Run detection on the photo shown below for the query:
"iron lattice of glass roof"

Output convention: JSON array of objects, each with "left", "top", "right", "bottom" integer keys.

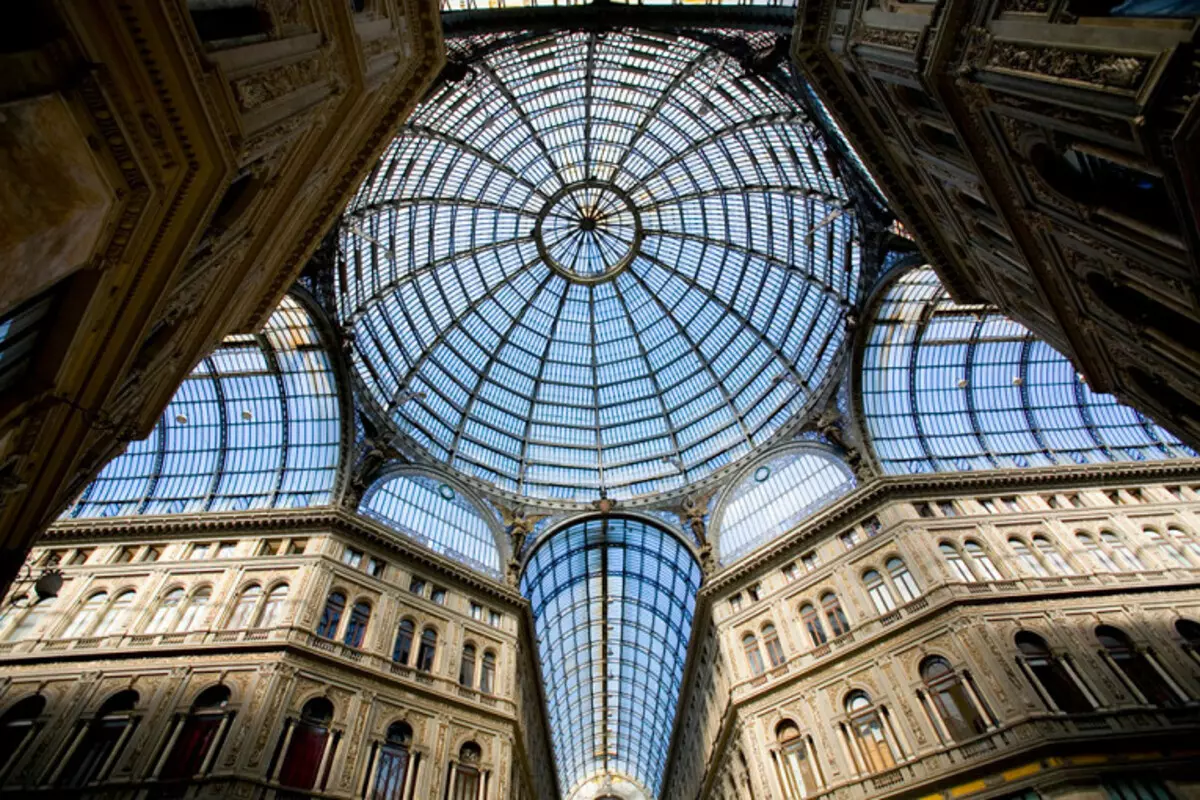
[
  {"left": 339, "top": 30, "right": 861, "bottom": 502},
  {"left": 64, "top": 296, "right": 342, "bottom": 517},
  {"left": 440, "top": 0, "right": 796, "bottom": 9},
  {"left": 861, "top": 266, "right": 1195, "bottom": 473},
  {"left": 520, "top": 516, "right": 702, "bottom": 798}
]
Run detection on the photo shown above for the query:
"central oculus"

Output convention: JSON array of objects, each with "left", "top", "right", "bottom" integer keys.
[{"left": 534, "top": 181, "right": 643, "bottom": 284}]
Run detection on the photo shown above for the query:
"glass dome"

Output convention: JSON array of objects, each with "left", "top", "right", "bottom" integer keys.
[{"left": 339, "top": 30, "right": 861, "bottom": 502}]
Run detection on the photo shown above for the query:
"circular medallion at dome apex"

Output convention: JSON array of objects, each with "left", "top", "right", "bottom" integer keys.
[
  {"left": 535, "top": 182, "right": 643, "bottom": 283},
  {"left": 339, "top": 30, "right": 863, "bottom": 502}
]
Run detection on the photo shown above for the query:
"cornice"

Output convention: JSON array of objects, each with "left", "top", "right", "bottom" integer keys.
[
  {"left": 46, "top": 506, "right": 524, "bottom": 605},
  {"left": 702, "top": 459, "right": 1200, "bottom": 595}
]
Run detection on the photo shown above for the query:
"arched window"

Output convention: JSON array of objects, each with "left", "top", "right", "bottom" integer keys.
[
  {"left": 940, "top": 543, "right": 976, "bottom": 582},
  {"left": 0, "top": 695, "right": 47, "bottom": 778},
  {"left": 227, "top": 585, "right": 262, "bottom": 630},
  {"left": 258, "top": 584, "right": 288, "bottom": 628},
  {"left": 1009, "top": 538, "right": 1046, "bottom": 577},
  {"left": 863, "top": 570, "right": 896, "bottom": 614},
  {"left": 1168, "top": 526, "right": 1200, "bottom": 561},
  {"left": 316, "top": 592, "right": 346, "bottom": 639},
  {"left": 1015, "top": 631, "right": 1093, "bottom": 713},
  {"left": 94, "top": 590, "right": 136, "bottom": 637},
  {"left": 393, "top": 619, "right": 415, "bottom": 665},
  {"left": 1177, "top": 619, "right": 1200, "bottom": 667},
  {"left": 4, "top": 597, "right": 55, "bottom": 643},
  {"left": 843, "top": 691, "right": 896, "bottom": 774},
  {"left": 1077, "top": 533, "right": 1118, "bottom": 573},
  {"left": 145, "top": 588, "right": 184, "bottom": 634},
  {"left": 369, "top": 721, "right": 415, "bottom": 800},
  {"left": 157, "top": 685, "right": 232, "bottom": 783},
  {"left": 1032, "top": 535, "right": 1073, "bottom": 575},
  {"left": 1144, "top": 528, "right": 1189, "bottom": 567},
  {"left": 63, "top": 592, "right": 108, "bottom": 639},
  {"left": 58, "top": 690, "right": 139, "bottom": 788},
  {"left": 1097, "top": 626, "right": 1184, "bottom": 707},
  {"left": 919, "top": 656, "right": 988, "bottom": 741},
  {"left": 821, "top": 592, "right": 851, "bottom": 637},
  {"left": 886, "top": 558, "right": 919, "bottom": 603},
  {"left": 273, "top": 697, "right": 335, "bottom": 791},
  {"left": 343, "top": 601, "right": 371, "bottom": 648},
  {"left": 762, "top": 624, "right": 785, "bottom": 668},
  {"left": 450, "top": 742, "right": 483, "bottom": 800},
  {"left": 1101, "top": 531, "right": 1144, "bottom": 571},
  {"left": 775, "top": 720, "right": 821, "bottom": 797},
  {"left": 963, "top": 540, "right": 1001, "bottom": 580},
  {"left": 459, "top": 644, "right": 477, "bottom": 687},
  {"left": 480, "top": 651, "right": 496, "bottom": 695},
  {"left": 800, "top": 603, "right": 826, "bottom": 647},
  {"left": 176, "top": 587, "right": 211, "bottom": 632},
  {"left": 415, "top": 628, "right": 437, "bottom": 672},
  {"left": 743, "top": 633, "right": 765, "bottom": 676}
]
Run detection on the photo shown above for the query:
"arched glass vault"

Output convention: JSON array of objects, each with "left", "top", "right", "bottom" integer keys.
[
  {"left": 65, "top": 295, "right": 343, "bottom": 517},
  {"left": 520, "top": 515, "right": 701, "bottom": 798},
  {"left": 339, "top": 29, "right": 864, "bottom": 504},
  {"left": 860, "top": 266, "right": 1193, "bottom": 474}
]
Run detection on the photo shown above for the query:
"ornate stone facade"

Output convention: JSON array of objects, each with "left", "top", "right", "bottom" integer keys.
[
  {"left": 792, "top": 0, "right": 1200, "bottom": 454},
  {"left": 0, "top": 0, "right": 444, "bottom": 592},
  {"left": 662, "top": 465, "right": 1200, "bottom": 799},
  {"left": 0, "top": 509, "right": 556, "bottom": 798}
]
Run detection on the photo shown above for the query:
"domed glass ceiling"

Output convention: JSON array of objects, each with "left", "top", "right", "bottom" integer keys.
[{"left": 339, "top": 30, "right": 861, "bottom": 502}]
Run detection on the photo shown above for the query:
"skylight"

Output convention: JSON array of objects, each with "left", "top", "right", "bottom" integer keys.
[
  {"left": 861, "top": 266, "right": 1194, "bottom": 473},
  {"left": 339, "top": 30, "right": 861, "bottom": 502},
  {"left": 520, "top": 516, "right": 702, "bottom": 798},
  {"left": 64, "top": 295, "right": 342, "bottom": 517}
]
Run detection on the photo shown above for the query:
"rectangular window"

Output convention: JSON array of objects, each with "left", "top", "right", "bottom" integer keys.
[
  {"left": 1067, "top": 493, "right": 1083, "bottom": 508},
  {"left": 1001, "top": 496, "right": 1021, "bottom": 512},
  {"left": 259, "top": 540, "right": 282, "bottom": 556},
  {"left": 747, "top": 583, "right": 761, "bottom": 602},
  {"left": 367, "top": 557, "right": 386, "bottom": 578},
  {"left": 286, "top": 539, "right": 307, "bottom": 555},
  {"left": 840, "top": 531, "right": 859, "bottom": 550},
  {"left": 729, "top": 593, "right": 743, "bottom": 613},
  {"left": 801, "top": 552, "right": 820, "bottom": 572},
  {"left": 1165, "top": 485, "right": 1184, "bottom": 501},
  {"left": 217, "top": 542, "right": 237, "bottom": 558},
  {"left": 141, "top": 546, "right": 161, "bottom": 563},
  {"left": 862, "top": 516, "right": 882, "bottom": 537},
  {"left": 1127, "top": 489, "right": 1144, "bottom": 503},
  {"left": 938, "top": 501, "right": 958, "bottom": 517},
  {"left": 431, "top": 587, "right": 447, "bottom": 605},
  {"left": 980, "top": 499, "right": 998, "bottom": 514},
  {"left": 1106, "top": 491, "right": 1122, "bottom": 505},
  {"left": 69, "top": 549, "right": 94, "bottom": 566},
  {"left": 113, "top": 547, "right": 134, "bottom": 564},
  {"left": 342, "top": 547, "right": 363, "bottom": 568},
  {"left": 782, "top": 563, "right": 800, "bottom": 582},
  {"left": 470, "top": 602, "right": 483, "bottom": 621},
  {"left": 1044, "top": 494, "right": 1061, "bottom": 509},
  {"left": 409, "top": 578, "right": 426, "bottom": 596},
  {"left": 190, "top": 544, "right": 210, "bottom": 561},
  {"left": 915, "top": 502, "right": 936, "bottom": 518},
  {"left": 489, "top": 610, "right": 502, "bottom": 627}
]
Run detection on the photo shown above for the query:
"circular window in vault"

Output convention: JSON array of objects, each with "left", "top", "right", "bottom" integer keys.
[{"left": 339, "top": 30, "right": 863, "bottom": 502}]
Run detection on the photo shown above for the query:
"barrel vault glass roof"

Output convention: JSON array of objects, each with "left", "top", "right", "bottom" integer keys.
[
  {"left": 440, "top": 0, "right": 796, "bottom": 9},
  {"left": 861, "top": 266, "right": 1195, "bottom": 474},
  {"left": 65, "top": 296, "right": 342, "bottom": 517},
  {"left": 339, "top": 29, "right": 862, "bottom": 503},
  {"left": 520, "top": 516, "right": 702, "bottom": 799}
]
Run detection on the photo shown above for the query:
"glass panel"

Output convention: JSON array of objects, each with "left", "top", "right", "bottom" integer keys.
[
  {"left": 339, "top": 30, "right": 862, "bottom": 502},
  {"left": 862, "top": 266, "right": 1192, "bottom": 474},
  {"left": 64, "top": 296, "right": 341, "bottom": 517},
  {"left": 520, "top": 516, "right": 701, "bottom": 796}
]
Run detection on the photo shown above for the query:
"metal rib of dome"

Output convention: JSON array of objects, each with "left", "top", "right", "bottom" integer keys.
[{"left": 340, "top": 30, "right": 860, "bottom": 502}]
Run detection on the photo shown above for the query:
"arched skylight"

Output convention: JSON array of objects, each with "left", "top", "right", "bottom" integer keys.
[
  {"left": 359, "top": 472, "right": 502, "bottom": 576},
  {"left": 861, "top": 266, "right": 1193, "bottom": 474},
  {"left": 521, "top": 516, "right": 701, "bottom": 798},
  {"left": 339, "top": 30, "right": 861, "bottom": 503},
  {"left": 64, "top": 296, "right": 341, "bottom": 517},
  {"left": 716, "top": 448, "right": 855, "bottom": 564}
]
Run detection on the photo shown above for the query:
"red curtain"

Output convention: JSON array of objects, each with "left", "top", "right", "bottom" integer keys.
[
  {"left": 160, "top": 714, "right": 222, "bottom": 780},
  {"left": 278, "top": 722, "right": 328, "bottom": 789}
]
